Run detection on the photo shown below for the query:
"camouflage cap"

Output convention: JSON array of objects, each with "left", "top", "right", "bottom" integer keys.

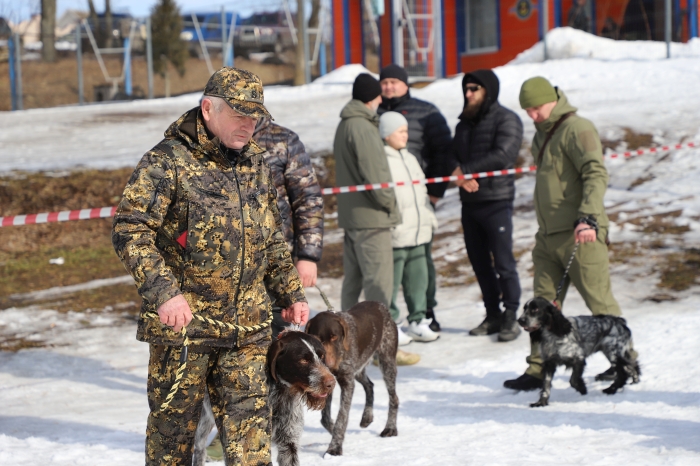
[{"left": 203, "top": 67, "right": 273, "bottom": 119}]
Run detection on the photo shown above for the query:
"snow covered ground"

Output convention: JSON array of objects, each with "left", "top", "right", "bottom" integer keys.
[{"left": 1, "top": 29, "right": 700, "bottom": 464}]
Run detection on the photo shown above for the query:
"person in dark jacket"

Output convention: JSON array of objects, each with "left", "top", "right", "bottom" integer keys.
[
  {"left": 378, "top": 64, "right": 453, "bottom": 332},
  {"left": 448, "top": 69, "right": 524, "bottom": 342},
  {"left": 253, "top": 118, "right": 324, "bottom": 338}
]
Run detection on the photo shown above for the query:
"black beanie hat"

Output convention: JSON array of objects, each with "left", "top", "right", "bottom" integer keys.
[
  {"left": 352, "top": 73, "right": 382, "bottom": 103},
  {"left": 379, "top": 63, "right": 409, "bottom": 85}
]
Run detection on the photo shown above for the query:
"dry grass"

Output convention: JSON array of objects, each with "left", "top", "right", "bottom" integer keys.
[
  {"left": 657, "top": 248, "right": 700, "bottom": 291},
  {"left": 601, "top": 128, "right": 654, "bottom": 152},
  {"left": 317, "top": 241, "right": 343, "bottom": 279},
  {"left": 0, "top": 168, "right": 142, "bottom": 315},
  {"left": 0, "top": 336, "right": 50, "bottom": 352},
  {"left": 629, "top": 174, "right": 655, "bottom": 190},
  {"left": 0, "top": 55, "right": 295, "bottom": 111}
]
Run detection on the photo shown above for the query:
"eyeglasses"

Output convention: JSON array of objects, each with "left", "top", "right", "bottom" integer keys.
[{"left": 465, "top": 85, "right": 482, "bottom": 93}]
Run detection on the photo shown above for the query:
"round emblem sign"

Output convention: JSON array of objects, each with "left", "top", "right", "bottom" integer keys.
[{"left": 516, "top": 0, "right": 532, "bottom": 20}]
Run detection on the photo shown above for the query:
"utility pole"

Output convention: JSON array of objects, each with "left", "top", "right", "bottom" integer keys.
[
  {"left": 294, "top": 0, "right": 311, "bottom": 85},
  {"left": 221, "top": 6, "right": 227, "bottom": 67},
  {"left": 146, "top": 16, "right": 154, "bottom": 99},
  {"left": 41, "top": 0, "right": 57, "bottom": 62},
  {"left": 542, "top": 0, "right": 549, "bottom": 61},
  {"left": 76, "top": 23, "right": 84, "bottom": 105},
  {"left": 665, "top": 0, "right": 672, "bottom": 58}
]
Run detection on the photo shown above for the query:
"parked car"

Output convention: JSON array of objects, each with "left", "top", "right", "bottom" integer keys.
[
  {"left": 234, "top": 11, "right": 295, "bottom": 57},
  {"left": 180, "top": 12, "right": 238, "bottom": 58}
]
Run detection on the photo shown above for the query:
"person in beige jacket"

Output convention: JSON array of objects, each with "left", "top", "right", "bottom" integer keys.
[{"left": 380, "top": 112, "right": 440, "bottom": 346}]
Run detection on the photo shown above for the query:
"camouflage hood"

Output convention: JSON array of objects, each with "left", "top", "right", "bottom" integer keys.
[{"left": 113, "top": 108, "right": 306, "bottom": 348}]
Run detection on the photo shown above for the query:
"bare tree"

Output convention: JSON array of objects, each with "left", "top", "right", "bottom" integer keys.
[
  {"left": 86, "top": 0, "right": 100, "bottom": 46},
  {"left": 40, "top": 0, "right": 56, "bottom": 62},
  {"left": 309, "top": 0, "right": 320, "bottom": 29},
  {"left": 104, "top": 0, "right": 113, "bottom": 48},
  {"left": 294, "top": 0, "right": 307, "bottom": 86}
]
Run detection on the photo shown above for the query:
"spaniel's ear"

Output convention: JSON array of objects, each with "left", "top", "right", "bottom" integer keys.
[
  {"left": 267, "top": 339, "right": 285, "bottom": 382},
  {"left": 545, "top": 303, "right": 572, "bottom": 337},
  {"left": 339, "top": 317, "right": 350, "bottom": 352}
]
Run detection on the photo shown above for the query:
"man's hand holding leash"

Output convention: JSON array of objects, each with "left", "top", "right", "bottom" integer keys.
[
  {"left": 282, "top": 301, "right": 310, "bottom": 327},
  {"left": 157, "top": 295, "right": 194, "bottom": 333},
  {"left": 574, "top": 216, "right": 599, "bottom": 244}
]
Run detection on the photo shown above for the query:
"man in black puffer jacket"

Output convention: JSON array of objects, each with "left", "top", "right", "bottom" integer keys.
[
  {"left": 448, "top": 69, "right": 523, "bottom": 342},
  {"left": 378, "top": 64, "right": 453, "bottom": 333}
]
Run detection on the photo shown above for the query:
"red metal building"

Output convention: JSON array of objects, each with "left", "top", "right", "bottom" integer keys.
[{"left": 330, "top": 0, "right": 700, "bottom": 79}]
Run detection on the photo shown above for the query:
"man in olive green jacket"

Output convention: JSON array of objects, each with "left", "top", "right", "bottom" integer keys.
[
  {"left": 504, "top": 77, "right": 625, "bottom": 391},
  {"left": 334, "top": 73, "right": 401, "bottom": 311}
]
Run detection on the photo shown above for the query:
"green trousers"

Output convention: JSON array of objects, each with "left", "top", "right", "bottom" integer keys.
[
  {"left": 425, "top": 238, "right": 438, "bottom": 310},
  {"left": 145, "top": 337, "right": 271, "bottom": 466},
  {"left": 390, "top": 244, "right": 429, "bottom": 323},
  {"left": 341, "top": 228, "right": 394, "bottom": 310},
  {"left": 526, "top": 228, "right": 621, "bottom": 378}
]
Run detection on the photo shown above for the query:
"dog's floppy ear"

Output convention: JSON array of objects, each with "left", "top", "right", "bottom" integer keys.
[
  {"left": 339, "top": 317, "right": 350, "bottom": 352},
  {"left": 267, "top": 338, "right": 285, "bottom": 382},
  {"left": 544, "top": 302, "right": 572, "bottom": 337}
]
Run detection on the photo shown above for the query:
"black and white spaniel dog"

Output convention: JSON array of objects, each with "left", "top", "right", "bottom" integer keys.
[
  {"left": 193, "top": 330, "right": 336, "bottom": 466},
  {"left": 518, "top": 297, "right": 640, "bottom": 408}
]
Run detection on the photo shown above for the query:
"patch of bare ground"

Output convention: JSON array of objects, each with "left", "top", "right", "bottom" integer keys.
[
  {"left": 609, "top": 209, "right": 689, "bottom": 235},
  {"left": 656, "top": 248, "right": 700, "bottom": 292},
  {"left": 0, "top": 336, "right": 49, "bottom": 352},
  {"left": 0, "top": 168, "right": 142, "bottom": 324},
  {"left": 601, "top": 128, "right": 654, "bottom": 152},
  {"left": 317, "top": 241, "right": 343, "bottom": 279},
  {"left": 437, "top": 257, "right": 477, "bottom": 288}
]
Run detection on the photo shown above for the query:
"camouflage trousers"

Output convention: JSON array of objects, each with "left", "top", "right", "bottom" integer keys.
[{"left": 146, "top": 337, "right": 272, "bottom": 466}]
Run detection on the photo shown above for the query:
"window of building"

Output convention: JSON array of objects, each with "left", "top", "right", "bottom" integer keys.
[{"left": 465, "top": 0, "right": 499, "bottom": 53}]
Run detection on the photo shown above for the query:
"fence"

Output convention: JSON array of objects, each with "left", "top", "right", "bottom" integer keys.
[{"left": 3, "top": 3, "right": 332, "bottom": 111}]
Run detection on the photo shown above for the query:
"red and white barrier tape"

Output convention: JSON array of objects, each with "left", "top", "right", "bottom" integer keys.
[
  {"left": 321, "top": 166, "right": 536, "bottom": 195},
  {"left": 1, "top": 207, "right": 117, "bottom": 228},
  {"left": 1, "top": 140, "right": 697, "bottom": 228}
]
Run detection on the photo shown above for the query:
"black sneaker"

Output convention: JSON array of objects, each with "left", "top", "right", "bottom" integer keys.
[
  {"left": 595, "top": 366, "right": 617, "bottom": 381},
  {"left": 426, "top": 308, "right": 441, "bottom": 332},
  {"left": 503, "top": 373, "right": 544, "bottom": 391},
  {"left": 469, "top": 316, "right": 500, "bottom": 336},
  {"left": 497, "top": 309, "right": 521, "bottom": 342}
]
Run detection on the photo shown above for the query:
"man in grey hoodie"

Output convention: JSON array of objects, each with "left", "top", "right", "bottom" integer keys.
[{"left": 334, "top": 73, "right": 401, "bottom": 311}]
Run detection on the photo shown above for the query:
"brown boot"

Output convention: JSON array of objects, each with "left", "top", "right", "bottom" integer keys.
[{"left": 396, "top": 349, "right": 420, "bottom": 366}]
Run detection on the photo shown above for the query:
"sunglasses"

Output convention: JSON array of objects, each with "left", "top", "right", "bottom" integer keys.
[{"left": 465, "top": 85, "right": 482, "bottom": 93}]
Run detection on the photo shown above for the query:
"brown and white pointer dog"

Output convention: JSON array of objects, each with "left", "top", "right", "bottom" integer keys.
[
  {"left": 193, "top": 331, "right": 336, "bottom": 466},
  {"left": 305, "top": 301, "right": 399, "bottom": 457}
]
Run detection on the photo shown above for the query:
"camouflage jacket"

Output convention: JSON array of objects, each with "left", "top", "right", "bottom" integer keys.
[
  {"left": 112, "top": 108, "right": 306, "bottom": 348},
  {"left": 253, "top": 119, "right": 323, "bottom": 262}
]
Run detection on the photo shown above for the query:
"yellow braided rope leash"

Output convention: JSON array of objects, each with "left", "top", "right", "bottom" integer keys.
[
  {"left": 315, "top": 285, "right": 335, "bottom": 313},
  {"left": 145, "top": 311, "right": 274, "bottom": 410}
]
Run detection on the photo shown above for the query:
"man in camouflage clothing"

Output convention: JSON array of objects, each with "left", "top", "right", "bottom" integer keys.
[
  {"left": 112, "top": 67, "right": 308, "bottom": 466},
  {"left": 253, "top": 118, "right": 324, "bottom": 337}
]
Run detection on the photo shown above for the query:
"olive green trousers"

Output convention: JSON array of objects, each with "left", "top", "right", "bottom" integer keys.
[{"left": 525, "top": 228, "right": 621, "bottom": 378}]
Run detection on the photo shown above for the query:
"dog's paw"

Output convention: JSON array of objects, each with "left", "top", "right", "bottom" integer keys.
[
  {"left": 380, "top": 427, "right": 398, "bottom": 437},
  {"left": 360, "top": 413, "right": 373, "bottom": 428},
  {"left": 324, "top": 445, "right": 343, "bottom": 457},
  {"left": 530, "top": 400, "right": 548, "bottom": 408},
  {"left": 571, "top": 380, "right": 587, "bottom": 395},
  {"left": 602, "top": 386, "right": 618, "bottom": 395}
]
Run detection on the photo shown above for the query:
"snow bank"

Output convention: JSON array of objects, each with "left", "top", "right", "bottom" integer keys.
[{"left": 511, "top": 27, "right": 700, "bottom": 63}]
